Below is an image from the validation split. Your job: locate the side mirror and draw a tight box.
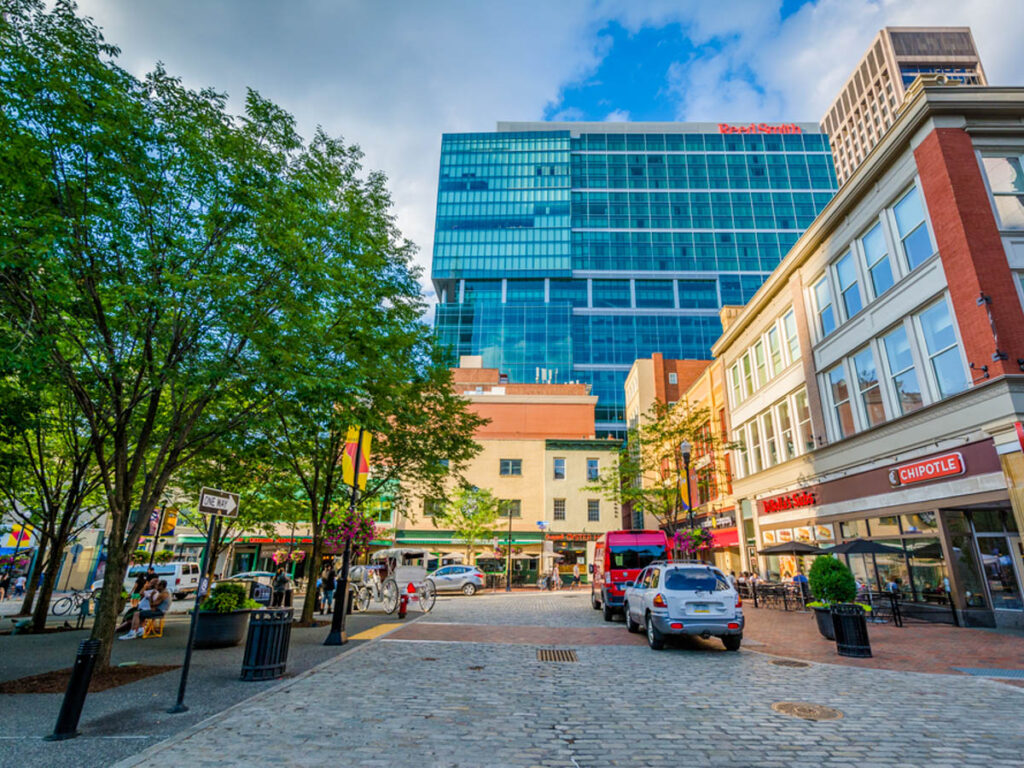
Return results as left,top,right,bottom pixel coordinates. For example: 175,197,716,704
588,564,594,574
624,581,634,589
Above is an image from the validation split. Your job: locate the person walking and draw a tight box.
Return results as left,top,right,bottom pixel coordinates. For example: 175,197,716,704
0,571,10,602
271,567,290,607
13,574,26,597
571,563,581,590
321,567,336,614
549,564,560,591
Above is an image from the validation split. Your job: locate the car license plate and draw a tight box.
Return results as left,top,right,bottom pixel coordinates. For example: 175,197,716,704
692,603,710,614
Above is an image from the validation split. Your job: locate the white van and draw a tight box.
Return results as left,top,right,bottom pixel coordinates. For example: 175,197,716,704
92,562,202,600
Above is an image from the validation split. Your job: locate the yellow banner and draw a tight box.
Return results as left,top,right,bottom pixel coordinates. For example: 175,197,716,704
5,524,33,548
342,426,372,490
161,508,178,535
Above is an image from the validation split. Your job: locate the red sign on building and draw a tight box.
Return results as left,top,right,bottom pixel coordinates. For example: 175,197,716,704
888,452,965,487
718,123,803,135
760,490,816,514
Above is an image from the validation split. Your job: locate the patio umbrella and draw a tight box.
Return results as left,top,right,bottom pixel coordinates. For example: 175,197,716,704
826,539,904,556
758,541,825,556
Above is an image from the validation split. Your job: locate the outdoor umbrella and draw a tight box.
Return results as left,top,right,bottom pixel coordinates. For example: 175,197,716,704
757,541,825,556
826,539,904,556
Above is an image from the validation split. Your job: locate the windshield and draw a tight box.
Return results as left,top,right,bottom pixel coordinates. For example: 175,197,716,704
609,545,665,569
128,565,174,576
665,568,730,592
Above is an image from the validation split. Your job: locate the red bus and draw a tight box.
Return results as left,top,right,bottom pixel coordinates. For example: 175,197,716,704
591,530,670,621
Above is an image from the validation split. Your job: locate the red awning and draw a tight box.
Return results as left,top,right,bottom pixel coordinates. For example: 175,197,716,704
710,528,739,548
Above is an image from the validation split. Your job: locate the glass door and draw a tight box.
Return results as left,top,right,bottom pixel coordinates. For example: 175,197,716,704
976,536,1023,610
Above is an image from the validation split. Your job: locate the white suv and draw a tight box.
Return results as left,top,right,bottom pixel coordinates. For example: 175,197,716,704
623,561,744,651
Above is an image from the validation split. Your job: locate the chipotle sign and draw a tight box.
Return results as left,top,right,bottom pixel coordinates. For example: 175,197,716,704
888,452,965,487
761,490,816,514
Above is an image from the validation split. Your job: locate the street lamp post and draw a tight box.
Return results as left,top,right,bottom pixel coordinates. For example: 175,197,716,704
680,440,693,531
504,506,513,593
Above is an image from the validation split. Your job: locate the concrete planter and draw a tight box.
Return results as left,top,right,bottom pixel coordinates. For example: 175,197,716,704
193,609,252,649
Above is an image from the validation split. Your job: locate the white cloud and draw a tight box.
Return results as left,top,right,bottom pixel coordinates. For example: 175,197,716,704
604,108,631,121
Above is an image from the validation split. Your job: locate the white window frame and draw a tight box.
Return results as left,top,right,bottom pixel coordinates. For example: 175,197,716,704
857,218,900,301
811,274,837,339
775,398,795,462
878,319,929,416
668,372,678,385
753,340,768,386
912,295,969,401
553,457,566,480
978,152,1024,231
823,361,856,440
553,498,566,521
782,309,800,364
888,182,936,272
760,410,778,468
833,250,865,321
849,343,889,429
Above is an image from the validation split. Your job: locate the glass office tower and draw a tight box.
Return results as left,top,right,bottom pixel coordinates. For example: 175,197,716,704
431,122,837,435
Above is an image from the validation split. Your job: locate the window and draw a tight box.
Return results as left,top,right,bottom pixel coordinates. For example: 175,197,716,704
754,341,767,385
748,420,763,474
733,430,748,478
777,400,795,461
553,499,566,521
553,458,565,480
813,276,836,337
981,155,1024,228
782,309,800,362
761,410,778,467
498,499,522,517
586,458,599,481
835,252,863,318
587,499,600,522
852,346,886,427
882,325,923,415
861,222,894,297
826,363,856,438
668,372,678,385
893,186,934,270
741,351,754,395
499,459,522,476
767,327,783,376
729,364,743,405
918,299,968,398
423,498,443,517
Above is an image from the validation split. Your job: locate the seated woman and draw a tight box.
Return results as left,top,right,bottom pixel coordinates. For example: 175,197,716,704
119,580,171,639
116,577,158,633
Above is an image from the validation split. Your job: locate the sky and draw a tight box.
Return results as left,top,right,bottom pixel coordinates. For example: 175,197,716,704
74,0,1024,306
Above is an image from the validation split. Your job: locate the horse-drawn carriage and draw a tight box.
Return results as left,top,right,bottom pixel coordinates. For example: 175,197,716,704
351,547,436,614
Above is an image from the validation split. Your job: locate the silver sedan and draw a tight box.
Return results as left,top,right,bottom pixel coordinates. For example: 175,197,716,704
426,565,486,596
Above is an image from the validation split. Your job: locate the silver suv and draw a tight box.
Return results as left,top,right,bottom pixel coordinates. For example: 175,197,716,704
622,561,744,651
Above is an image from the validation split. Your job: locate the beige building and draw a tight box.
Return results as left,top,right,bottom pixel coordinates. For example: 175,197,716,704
822,27,986,185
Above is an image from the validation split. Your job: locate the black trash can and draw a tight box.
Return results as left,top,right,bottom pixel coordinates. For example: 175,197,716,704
831,603,871,658
240,608,293,681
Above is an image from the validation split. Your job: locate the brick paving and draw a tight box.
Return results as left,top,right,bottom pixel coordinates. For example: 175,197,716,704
110,592,1024,767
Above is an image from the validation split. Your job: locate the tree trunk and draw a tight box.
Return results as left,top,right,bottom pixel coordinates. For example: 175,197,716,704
17,536,48,617
91,536,128,668
32,542,65,632
300,533,323,624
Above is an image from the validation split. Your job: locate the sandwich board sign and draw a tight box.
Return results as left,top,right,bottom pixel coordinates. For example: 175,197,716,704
198,487,240,518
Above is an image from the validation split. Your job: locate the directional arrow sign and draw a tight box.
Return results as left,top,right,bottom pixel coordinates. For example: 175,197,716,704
198,487,240,518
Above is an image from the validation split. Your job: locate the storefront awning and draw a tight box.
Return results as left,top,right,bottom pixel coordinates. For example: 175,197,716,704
710,528,739,548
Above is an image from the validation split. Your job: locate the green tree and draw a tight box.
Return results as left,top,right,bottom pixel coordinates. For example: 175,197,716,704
587,399,734,556
431,486,501,565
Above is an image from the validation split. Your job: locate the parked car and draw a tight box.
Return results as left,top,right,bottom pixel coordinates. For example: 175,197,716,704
622,561,744,651
220,571,276,605
426,565,485,595
591,530,670,621
92,561,203,600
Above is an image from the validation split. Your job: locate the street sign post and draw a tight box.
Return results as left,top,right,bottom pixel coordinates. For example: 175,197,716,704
169,488,237,714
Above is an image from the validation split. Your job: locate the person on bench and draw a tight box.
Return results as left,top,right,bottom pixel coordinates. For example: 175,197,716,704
119,580,170,640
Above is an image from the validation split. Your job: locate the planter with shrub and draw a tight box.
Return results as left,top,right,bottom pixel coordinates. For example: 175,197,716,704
193,582,260,649
807,555,857,640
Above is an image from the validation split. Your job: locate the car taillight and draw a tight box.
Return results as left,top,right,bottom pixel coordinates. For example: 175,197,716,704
735,596,742,608
670,622,683,630
653,593,667,608
728,622,740,629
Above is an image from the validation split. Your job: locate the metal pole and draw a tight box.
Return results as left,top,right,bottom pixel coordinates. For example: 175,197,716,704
168,514,216,713
46,638,101,740
148,504,167,568
684,454,693,530
505,506,512,592
326,426,364,646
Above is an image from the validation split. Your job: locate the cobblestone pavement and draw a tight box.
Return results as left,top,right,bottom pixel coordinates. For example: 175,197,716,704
112,592,1024,768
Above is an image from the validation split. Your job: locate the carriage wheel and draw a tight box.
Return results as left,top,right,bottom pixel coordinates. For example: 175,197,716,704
381,579,399,614
354,586,371,613
418,581,436,613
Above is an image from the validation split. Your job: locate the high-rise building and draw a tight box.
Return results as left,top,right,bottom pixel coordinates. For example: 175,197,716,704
822,27,987,185
431,122,837,435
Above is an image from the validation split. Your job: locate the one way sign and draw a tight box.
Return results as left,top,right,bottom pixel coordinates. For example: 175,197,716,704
198,487,240,518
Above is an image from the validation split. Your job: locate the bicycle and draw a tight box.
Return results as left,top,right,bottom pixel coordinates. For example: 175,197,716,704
52,588,100,616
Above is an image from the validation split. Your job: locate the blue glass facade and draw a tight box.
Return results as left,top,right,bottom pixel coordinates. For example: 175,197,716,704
432,123,837,434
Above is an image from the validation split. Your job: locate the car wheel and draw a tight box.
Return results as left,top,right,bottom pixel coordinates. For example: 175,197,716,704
173,592,186,600
462,582,477,596
602,602,615,622
645,613,665,650
624,604,640,633
722,634,742,652
591,592,601,611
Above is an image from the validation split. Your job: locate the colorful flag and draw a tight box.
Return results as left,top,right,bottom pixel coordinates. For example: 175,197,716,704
342,426,372,490
5,524,33,548
161,507,178,536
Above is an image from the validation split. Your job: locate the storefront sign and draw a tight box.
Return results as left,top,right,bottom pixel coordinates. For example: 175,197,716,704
718,123,803,135
762,530,778,545
545,533,601,542
814,524,835,542
888,452,965,487
239,537,313,545
761,490,816,514
794,526,814,543
776,529,793,543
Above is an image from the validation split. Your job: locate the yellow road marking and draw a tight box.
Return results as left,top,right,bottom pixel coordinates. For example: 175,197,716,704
349,623,403,641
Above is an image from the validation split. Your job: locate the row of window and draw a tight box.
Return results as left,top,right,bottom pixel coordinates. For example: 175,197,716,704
500,457,601,481
570,132,831,153
811,184,934,340
732,389,814,478
552,498,602,522
728,308,801,408
823,296,968,439
422,496,601,523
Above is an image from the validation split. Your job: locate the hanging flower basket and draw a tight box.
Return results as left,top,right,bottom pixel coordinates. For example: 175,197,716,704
323,506,381,556
671,527,714,558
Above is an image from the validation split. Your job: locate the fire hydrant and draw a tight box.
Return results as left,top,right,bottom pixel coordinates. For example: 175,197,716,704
398,592,409,619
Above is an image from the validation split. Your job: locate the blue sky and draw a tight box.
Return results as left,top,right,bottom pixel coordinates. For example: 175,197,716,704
75,0,1024,300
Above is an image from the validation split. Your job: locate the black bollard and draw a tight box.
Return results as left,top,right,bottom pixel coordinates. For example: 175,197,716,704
47,638,101,741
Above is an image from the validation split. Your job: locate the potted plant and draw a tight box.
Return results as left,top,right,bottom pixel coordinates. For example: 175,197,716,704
193,582,260,649
807,556,857,640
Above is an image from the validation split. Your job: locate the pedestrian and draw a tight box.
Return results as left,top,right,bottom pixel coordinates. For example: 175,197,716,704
315,575,323,613
321,567,336,614
792,568,809,599
13,574,26,597
549,564,560,591
0,571,10,602
571,563,581,590
728,570,737,588
271,567,290,607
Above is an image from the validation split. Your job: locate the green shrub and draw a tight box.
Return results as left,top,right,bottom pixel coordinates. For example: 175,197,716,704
199,582,259,613
808,555,857,605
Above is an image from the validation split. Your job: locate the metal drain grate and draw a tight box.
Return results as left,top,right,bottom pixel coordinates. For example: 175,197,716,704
770,659,811,668
953,667,1024,679
538,649,578,663
771,702,843,721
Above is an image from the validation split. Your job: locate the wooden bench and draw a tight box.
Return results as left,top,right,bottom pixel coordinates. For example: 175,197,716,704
142,615,165,638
